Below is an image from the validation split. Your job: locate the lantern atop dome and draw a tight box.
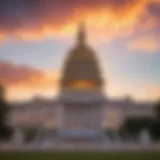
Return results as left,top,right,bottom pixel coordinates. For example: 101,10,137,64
77,23,86,45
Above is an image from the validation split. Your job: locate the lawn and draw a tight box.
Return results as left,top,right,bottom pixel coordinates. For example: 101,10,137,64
0,152,160,160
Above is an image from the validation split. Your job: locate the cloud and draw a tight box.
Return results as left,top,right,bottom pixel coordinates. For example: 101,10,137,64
127,34,160,53
0,33,6,43
144,84,160,101
1,60,159,102
148,0,160,27
0,0,158,43
0,60,59,88
0,60,60,101
107,79,160,102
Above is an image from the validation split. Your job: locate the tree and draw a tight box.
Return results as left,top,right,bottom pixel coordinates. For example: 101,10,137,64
23,127,37,143
0,85,12,141
155,100,160,120
149,100,160,141
149,120,160,141
121,117,153,140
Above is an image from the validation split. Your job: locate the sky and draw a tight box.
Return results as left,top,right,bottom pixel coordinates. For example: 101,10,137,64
0,0,160,102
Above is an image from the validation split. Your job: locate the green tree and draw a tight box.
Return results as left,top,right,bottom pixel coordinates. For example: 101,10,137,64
147,100,160,141
0,85,12,141
155,100,160,119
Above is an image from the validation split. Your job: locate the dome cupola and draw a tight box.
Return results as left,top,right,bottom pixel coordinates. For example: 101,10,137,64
61,24,103,92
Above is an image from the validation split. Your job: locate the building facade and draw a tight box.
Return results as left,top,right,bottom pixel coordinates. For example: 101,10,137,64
10,98,155,132
8,25,156,140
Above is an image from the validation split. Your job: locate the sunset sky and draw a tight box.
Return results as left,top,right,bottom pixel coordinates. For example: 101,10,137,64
0,0,160,102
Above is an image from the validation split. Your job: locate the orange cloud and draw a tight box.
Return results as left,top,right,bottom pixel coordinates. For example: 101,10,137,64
0,60,59,87
0,33,6,43
0,61,60,101
107,79,160,102
0,0,157,43
127,34,160,53
144,84,160,101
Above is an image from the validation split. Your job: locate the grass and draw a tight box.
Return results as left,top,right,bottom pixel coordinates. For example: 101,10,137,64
0,152,160,160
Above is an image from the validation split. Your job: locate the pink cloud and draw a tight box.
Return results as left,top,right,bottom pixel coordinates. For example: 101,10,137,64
127,34,160,53
0,0,158,43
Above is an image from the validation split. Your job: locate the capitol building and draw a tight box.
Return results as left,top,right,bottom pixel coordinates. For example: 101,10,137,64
9,25,155,142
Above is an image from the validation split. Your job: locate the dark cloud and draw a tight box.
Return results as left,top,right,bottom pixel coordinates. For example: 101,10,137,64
147,1,160,27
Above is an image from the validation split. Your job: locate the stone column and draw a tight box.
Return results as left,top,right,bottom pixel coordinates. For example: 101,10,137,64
56,104,64,130
12,127,24,145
